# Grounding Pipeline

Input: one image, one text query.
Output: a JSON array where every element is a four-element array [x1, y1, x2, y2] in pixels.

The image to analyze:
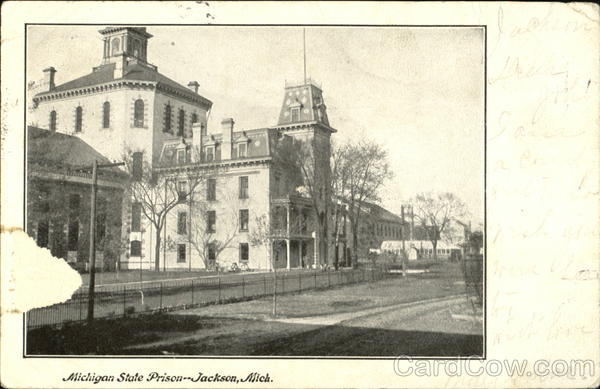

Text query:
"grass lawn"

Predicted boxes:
[[28, 262, 481, 356]]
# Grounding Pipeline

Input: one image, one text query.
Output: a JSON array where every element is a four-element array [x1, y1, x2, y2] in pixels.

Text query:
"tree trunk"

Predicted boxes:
[[334, 244, 339, 270], [352, 228, 359, 268], [432, 240, 438, 260], [154, 229, 161, 271]]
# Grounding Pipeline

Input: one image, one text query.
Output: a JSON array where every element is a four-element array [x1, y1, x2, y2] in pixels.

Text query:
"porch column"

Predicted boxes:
[[298, 240, 303, 269], [286, 204, 291, 270], [313, 231, 319, 269], [286, 239, 291, 270]]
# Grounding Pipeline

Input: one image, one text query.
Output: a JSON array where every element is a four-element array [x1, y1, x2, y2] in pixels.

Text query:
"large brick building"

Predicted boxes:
[[30, 27, 337, 271]]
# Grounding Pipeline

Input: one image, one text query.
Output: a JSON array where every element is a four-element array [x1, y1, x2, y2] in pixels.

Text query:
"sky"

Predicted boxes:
[[27, 25, 484, 225]]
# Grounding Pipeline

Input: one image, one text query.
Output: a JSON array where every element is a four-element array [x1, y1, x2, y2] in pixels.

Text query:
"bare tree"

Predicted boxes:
[[188, 188, 239, 272], [341, 140, 393, 267], [249, 214, 277, 316], [330, 141, 351, 270], [123, 150, 205, 271], [411, 192, 467, 260]]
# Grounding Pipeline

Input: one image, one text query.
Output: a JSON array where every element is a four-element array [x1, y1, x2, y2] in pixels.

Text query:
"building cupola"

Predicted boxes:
[[99, 27, 153, 65]]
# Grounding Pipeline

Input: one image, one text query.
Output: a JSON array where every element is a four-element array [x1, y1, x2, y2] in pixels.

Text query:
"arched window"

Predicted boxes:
[[132, 39, 141, 57], [102, 102, 110, 128], [191, 113, 198, 124], [75, 106, 83, 132], [163, 104, 172, 133], [177, 109, 185, 136], [130, 240, 141, 257], [49, 110, 57, 131], [134, 99, 144, 127], [111, 37, 120, 56]]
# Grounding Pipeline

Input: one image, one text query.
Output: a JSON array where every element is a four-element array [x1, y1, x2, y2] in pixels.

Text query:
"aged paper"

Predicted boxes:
[[1, 1, 599, 388]]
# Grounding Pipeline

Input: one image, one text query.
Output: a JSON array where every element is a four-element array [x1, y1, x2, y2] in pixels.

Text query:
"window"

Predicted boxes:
[[68, 194, 80, 215], [239, 243, 249, 262], [177, 244, 186, 263], [37, 220, 49, 248], [67, 220, 79, 251], [75, 106, 83, 132], [134, 99, 144, 127], [207, 178, 216, 201], [177, 212, 187, 235], [130, 240, 141, 256], [191, 113, 198, 124], [208, 243, 216, 262], [131, 202, 142, 232], [102, 101, 110, 128], [274, 174, 281, 196], [207, 210, 216, 232], [205, 146, 214, 162], [238, 143, 247, 158], [239, 176, 248, 199], [291, 107, 300, 122], [111, 37, 120, 55], [177, 180, 188, 202], [177, 149, 186, 164], [177, 109, 185, 136], [49, 110, 57, 131], [163, 104, 172, 133], [239, 209, 249, 232]]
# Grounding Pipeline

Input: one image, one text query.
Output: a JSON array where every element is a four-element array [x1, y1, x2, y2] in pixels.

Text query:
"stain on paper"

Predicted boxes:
[[1, 227, 81, 314]]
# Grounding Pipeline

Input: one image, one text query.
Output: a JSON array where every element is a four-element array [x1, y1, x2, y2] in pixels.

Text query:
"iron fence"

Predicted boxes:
[[26, 265, 389, 329]]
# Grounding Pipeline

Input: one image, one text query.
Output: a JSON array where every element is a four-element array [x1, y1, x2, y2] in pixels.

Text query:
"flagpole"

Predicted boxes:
[[303, 28, 307, 84]]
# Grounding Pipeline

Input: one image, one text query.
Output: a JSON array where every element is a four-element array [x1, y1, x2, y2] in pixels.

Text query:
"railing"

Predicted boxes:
[[25, 266, 389, 330]]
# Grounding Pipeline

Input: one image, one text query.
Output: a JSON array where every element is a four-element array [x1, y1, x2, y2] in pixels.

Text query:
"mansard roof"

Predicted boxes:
[[34, 63, 212, 108]]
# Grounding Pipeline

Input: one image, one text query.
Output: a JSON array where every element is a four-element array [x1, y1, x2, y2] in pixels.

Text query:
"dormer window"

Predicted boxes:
[[205, 146, 214, 162], [238, 143, 247, 158], [291, 107, 300, 122], [177, 149, 186, 164]]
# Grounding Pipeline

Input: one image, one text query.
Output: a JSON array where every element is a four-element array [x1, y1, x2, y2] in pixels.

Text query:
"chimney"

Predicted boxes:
[[221, 118, 234, 160], [188, 81, 200, 94], [42, 67, 56, 92], [114, 55, 127, 79], [191, 122, 204, 162]]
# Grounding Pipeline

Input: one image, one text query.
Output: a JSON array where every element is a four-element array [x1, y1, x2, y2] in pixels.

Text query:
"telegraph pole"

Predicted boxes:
[[87, 160, 98, 323], [86, 159, 125, 323]]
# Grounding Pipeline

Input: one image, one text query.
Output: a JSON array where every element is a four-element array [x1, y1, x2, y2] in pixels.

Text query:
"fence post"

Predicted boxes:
[[263, 274, 267, 295], [314, 270, 317, 288], [242, 276, 245, 298], [160, 283, 163, 310], [282, 273, 285, 293], [299, 271, 302, 291], [79, 293, 83, 321], [123, 286, 126, 316], [218, 277, 221, 303], [191, 280, 195, 305], [372, 268, 374, 282], [328, 268, 331, 288]]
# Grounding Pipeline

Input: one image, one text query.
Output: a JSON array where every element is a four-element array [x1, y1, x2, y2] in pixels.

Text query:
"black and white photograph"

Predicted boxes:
[[23, 24, 484, 357], [1, 2, 598, 389]]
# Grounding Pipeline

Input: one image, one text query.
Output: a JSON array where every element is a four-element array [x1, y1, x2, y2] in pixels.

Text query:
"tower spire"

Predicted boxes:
[[303, 28, 307, 84]]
